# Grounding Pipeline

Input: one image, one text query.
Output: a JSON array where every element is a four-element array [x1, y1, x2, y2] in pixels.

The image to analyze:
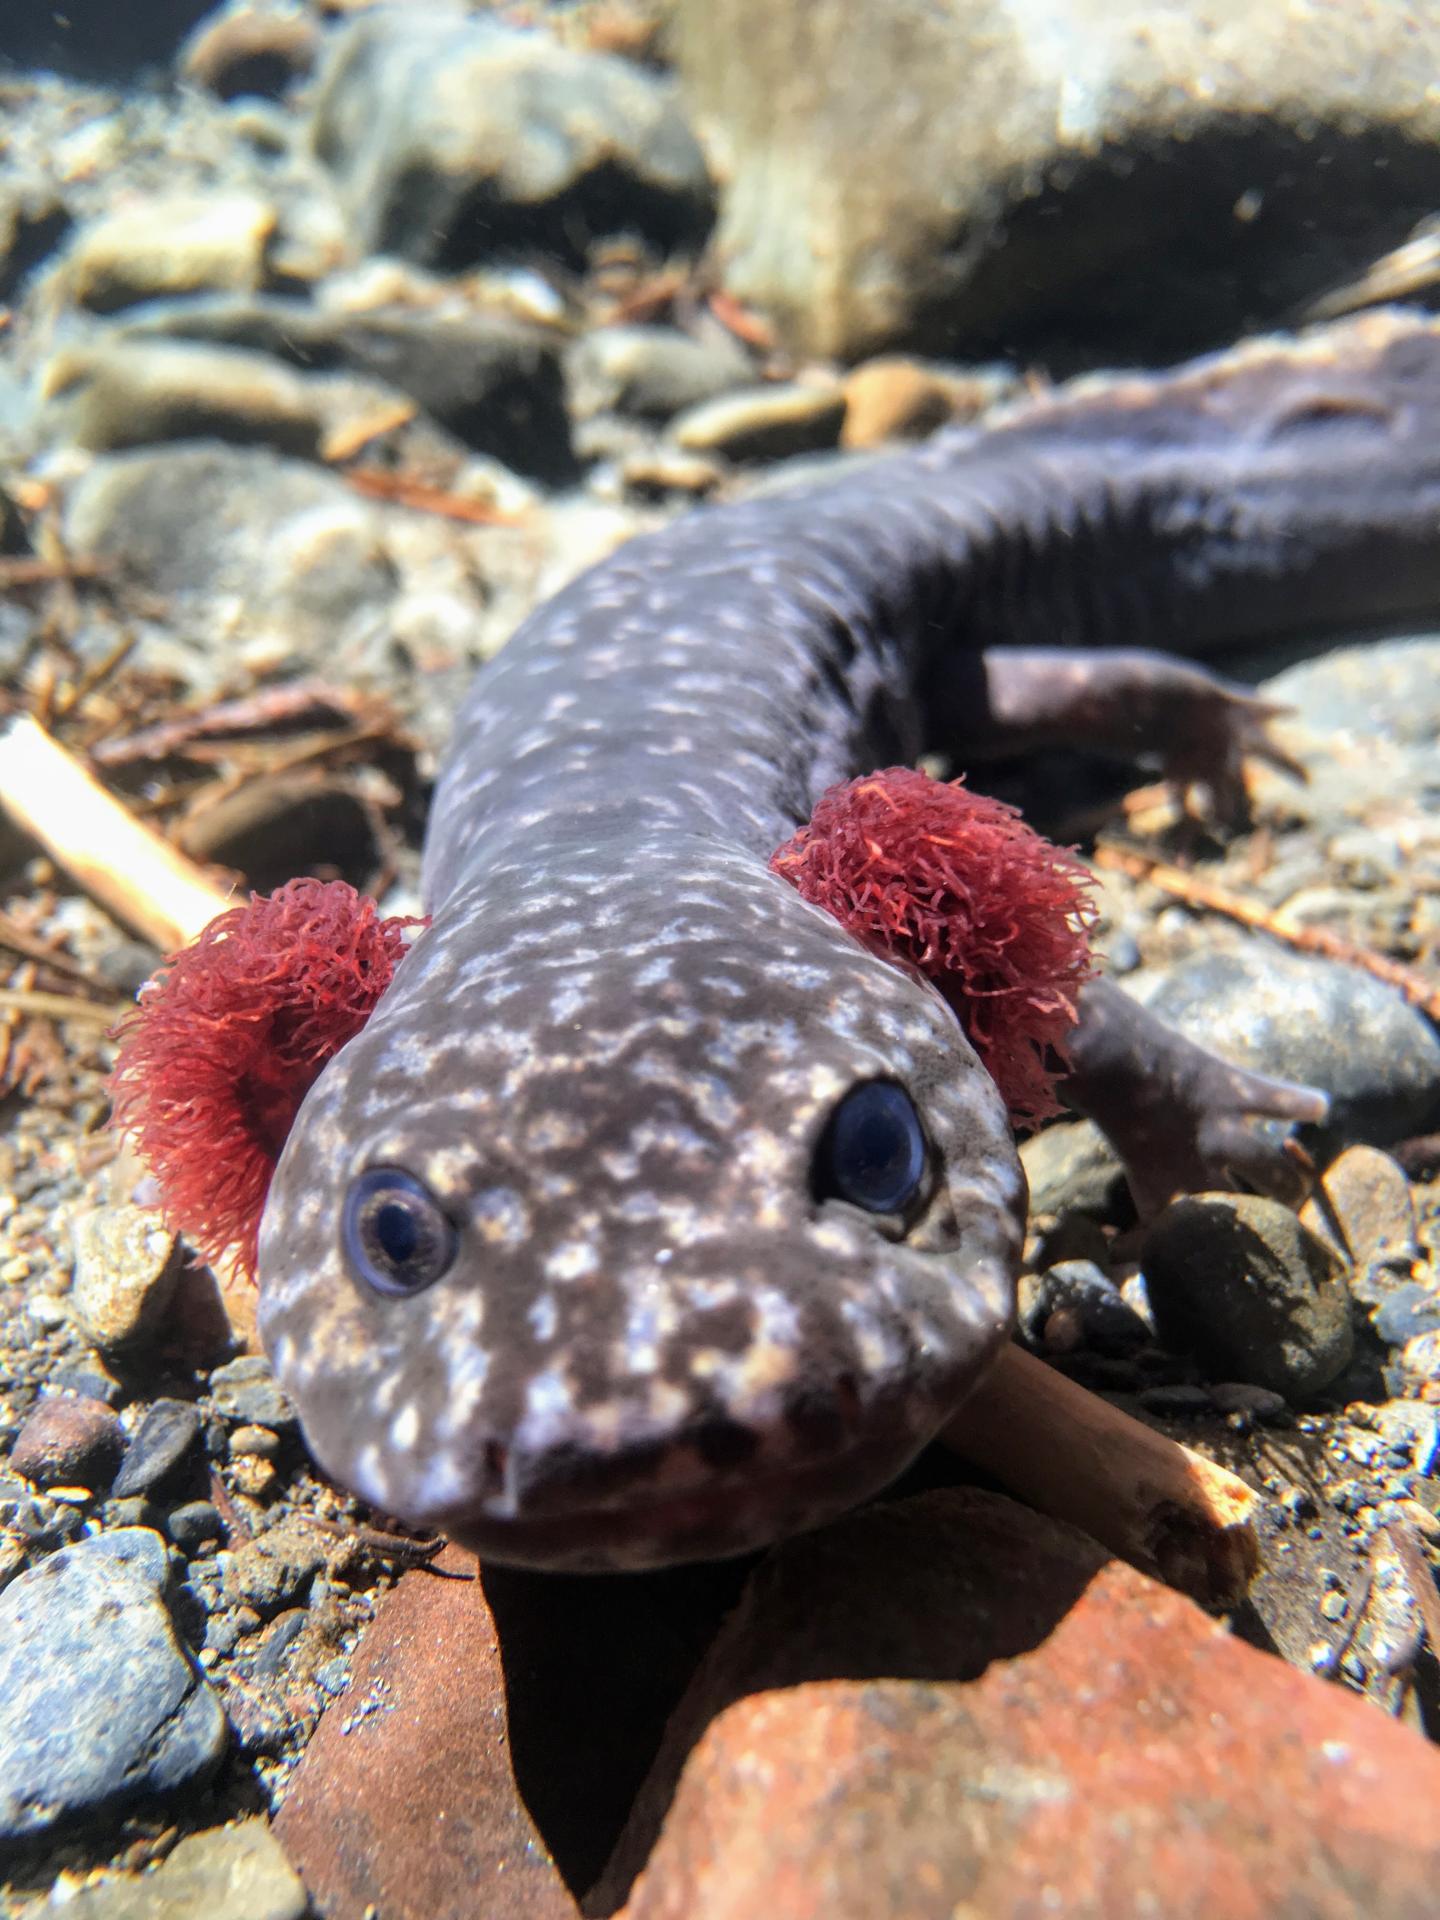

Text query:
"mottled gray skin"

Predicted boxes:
[[258, 311, 1440, 1571]]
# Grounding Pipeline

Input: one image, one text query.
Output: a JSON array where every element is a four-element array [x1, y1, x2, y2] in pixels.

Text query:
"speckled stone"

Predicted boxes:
[[41, 1819, 307, 1919], [209, 1354, 296, 1431], [68, 1201, 184, 1355], [0, 1529, 225, 1841], [1133, 945, 1440, 1146]]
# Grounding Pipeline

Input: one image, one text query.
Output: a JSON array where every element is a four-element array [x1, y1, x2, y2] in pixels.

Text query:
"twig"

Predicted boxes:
[[940, 1343, 1259, 1609], [0, 714, 234, 950], [1095, 841, 1440, 1020], [0, 987, 126, 1023], [340, 466, 529, 526], [90, 679, 380, 767], [0, 907, 118, 996], [0, 555, 116, 590]]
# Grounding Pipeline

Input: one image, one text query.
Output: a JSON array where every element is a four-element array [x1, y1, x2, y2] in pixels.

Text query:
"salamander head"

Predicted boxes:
[[257, 841, 1025, 1571]]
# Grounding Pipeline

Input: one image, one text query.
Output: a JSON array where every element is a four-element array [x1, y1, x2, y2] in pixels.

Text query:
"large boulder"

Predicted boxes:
[[674, 0, 1440, 360]]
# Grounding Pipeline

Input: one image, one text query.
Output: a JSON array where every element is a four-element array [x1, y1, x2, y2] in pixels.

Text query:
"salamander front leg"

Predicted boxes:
[[1062, 976, 1329, 1217], [953, 647, 1304, 822]]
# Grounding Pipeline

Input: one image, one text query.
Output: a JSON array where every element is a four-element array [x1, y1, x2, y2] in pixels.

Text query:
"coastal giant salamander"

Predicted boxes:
[[256, 311, 1440, 1571]]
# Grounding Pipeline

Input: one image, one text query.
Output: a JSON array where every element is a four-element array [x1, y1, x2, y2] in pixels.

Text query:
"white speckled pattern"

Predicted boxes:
[[257, 313, 1440, 1569]]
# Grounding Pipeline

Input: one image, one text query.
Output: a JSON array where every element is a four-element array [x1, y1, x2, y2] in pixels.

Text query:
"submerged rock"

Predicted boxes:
[[0, 1529, 225, 1842], [311, 8, 712, 270]]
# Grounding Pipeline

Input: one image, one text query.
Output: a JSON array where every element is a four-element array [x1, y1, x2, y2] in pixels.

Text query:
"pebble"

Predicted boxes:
[[672, 382, 847, 462], [1208, 1382, 1288, 1422], [220, 1514, 328, 1616], [272, 1544, 573, 1920], [1018, 1118, 1124, 1220], [1133, 945, 1440, 1147], [112, 1399, 203, 1499], [44, 1818, 307, 1920], [311, 10, 712, 267], [11, 1394, 124, 1492], [43, 338, 353, 459], [179, 7, 319, 101], [1387, 1330, 1440, 1399], [568, 324, 755, 422], [0, 1529, 225, 1842], [68, 1202, 184, 1356], [1017, 1259, 1150, 1356], [1142, 1193, 1354, 1400], [1370, 1284, 1440, 1349], [60, 191, 276, 313], [123, 295, 578, 483], [840, 356, 1014, 447], [209, 1354, 296, 1431], [1299, 1145, 1420, 1306], [165, 1500, 224, 1555], [63, 442, 398, 660]]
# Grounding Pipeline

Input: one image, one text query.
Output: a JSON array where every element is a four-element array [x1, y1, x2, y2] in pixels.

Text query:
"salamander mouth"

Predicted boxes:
[[434, 1427, 933, 1573]]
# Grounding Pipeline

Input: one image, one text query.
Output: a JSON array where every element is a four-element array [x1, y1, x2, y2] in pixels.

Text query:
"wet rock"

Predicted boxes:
[[69, 1201, 185, 1355], [672, 382, 846, 461], [122, 294, 577, 481], [1017, 1259, 1150, 1355], [166, 1500, 224, 1554], [63, 443, 399, 661], [61, 192, 276, 314], [0, 183, 72, 301], [180, 6, 319, 100], [272, 1547, 575, 1920], [840, 356, 1015, 448], [1253, 636, 1440, 827], [41, 337, 405, 459], [1133, 945, 1440, 1146], [11, 1394, 124, 1492], [1386, 1329, 1440, 1398], [209, 1353, 296, 1431], [1300, 1145, 1420, 1307], [1018, 1117, 1124, 1219], [112, 1400, 204, 1499], [674, 0, 1440, 360], [1371, 1284, 1440, 1348], [220, 1514, 328, 1616], [312, 10, 712, 270], [0, 1529, 225, 1842], [1142, 1193, 1353, 1399], [1208, 1382, 1288, 1422], [49, 1817, 307, 1920], [1265, 633, 1440, 753], [601, 1489, 1440, 1919], [569, 324, 754, 422]]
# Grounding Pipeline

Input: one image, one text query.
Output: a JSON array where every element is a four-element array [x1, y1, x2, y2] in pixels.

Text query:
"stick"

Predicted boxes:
[[0, 714, 233, 951], [1093, 841, 1440, 1021], [939, 1343, 1259, 1609]]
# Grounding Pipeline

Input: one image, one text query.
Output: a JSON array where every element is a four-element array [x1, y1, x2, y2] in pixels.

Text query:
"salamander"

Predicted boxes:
[[253, 310, 1440, 1572]]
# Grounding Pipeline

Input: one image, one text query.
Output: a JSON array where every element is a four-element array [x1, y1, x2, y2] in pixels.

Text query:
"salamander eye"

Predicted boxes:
[[343, 1166, 456, 1297], [815, 1080, 929, 1215]]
